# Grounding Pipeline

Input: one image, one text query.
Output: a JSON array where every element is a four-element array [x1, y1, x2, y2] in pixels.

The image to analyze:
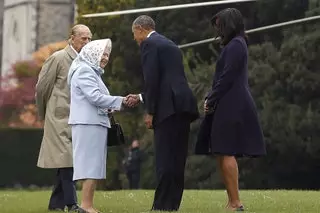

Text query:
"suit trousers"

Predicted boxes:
[[152, 114, 190, 211], [48, 168, 77, 209], [127, 171, 140, 189]]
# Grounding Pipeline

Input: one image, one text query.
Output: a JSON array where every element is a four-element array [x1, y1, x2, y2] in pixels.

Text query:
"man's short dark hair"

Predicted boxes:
[[132, 15, 156, 30]]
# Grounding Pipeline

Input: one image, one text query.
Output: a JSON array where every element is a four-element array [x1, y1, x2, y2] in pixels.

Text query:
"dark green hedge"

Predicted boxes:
[[0, 128, 55, 188]]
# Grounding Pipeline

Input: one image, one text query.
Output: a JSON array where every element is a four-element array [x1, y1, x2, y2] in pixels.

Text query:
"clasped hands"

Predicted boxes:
[[121, 94, 153, 129], [122, 94, 140, 108]]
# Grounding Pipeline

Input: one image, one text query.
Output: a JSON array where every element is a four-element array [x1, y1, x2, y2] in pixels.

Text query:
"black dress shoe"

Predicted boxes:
[[68, 204, 91, 212], [76, 207, 90, 213], [68, 204, 79, 211], [68, 206, 89, 213], [151, 207, 177, 212]]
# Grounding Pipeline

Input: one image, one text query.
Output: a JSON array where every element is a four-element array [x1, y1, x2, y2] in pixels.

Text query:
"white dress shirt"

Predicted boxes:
[[70, 44, 78, 55], [147, 31, 155, 38]]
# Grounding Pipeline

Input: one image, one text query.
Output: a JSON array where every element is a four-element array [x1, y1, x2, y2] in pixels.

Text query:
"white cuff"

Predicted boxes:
[[139, 94, 144, 103]]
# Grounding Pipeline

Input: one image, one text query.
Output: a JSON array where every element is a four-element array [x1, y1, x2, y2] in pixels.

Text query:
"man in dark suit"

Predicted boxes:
[[129, 15, 199, 211]]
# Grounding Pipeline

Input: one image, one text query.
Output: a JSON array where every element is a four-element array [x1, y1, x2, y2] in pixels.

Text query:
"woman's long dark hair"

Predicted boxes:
[[211, 8, 248, 46]]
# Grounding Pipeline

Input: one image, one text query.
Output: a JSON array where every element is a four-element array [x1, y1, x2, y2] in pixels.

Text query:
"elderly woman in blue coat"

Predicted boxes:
[[68, 38, 129, 213]]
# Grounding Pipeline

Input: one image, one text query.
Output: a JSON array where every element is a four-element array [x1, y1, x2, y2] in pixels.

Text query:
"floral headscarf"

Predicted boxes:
[[79, 39, 112, 71], [68, 38, 112, 85]]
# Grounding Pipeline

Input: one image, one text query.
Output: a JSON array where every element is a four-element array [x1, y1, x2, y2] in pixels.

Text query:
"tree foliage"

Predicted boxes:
[[0, 41, 67, 128]]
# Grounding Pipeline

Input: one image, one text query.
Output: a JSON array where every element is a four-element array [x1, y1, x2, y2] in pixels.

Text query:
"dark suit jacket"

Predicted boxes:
[[124, 147, 142, 173], [140, 32, 199, 125]]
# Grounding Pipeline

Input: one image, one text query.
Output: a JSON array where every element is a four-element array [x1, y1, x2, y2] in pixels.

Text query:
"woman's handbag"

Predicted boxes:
[[107, 114, 125, 147]]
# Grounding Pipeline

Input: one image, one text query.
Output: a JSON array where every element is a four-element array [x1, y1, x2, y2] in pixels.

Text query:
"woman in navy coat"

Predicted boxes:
[[195, 8, 266, 211]]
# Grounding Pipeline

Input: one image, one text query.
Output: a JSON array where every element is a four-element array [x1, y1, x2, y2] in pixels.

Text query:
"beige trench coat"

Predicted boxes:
[[36, 45, 77, 168]]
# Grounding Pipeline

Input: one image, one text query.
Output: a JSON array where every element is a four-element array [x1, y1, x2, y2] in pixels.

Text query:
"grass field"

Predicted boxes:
[[0, 190, 319, 213]]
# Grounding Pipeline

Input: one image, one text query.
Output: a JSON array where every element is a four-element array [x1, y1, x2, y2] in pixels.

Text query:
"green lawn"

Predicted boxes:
[[0, 190, 319, 213]]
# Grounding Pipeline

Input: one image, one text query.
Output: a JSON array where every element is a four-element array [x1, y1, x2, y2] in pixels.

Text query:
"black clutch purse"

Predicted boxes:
[[107, 114, 125, 147]]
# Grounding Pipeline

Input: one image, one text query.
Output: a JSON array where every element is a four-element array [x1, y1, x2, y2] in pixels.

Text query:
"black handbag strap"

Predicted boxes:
[[108, 113, 116, 125]]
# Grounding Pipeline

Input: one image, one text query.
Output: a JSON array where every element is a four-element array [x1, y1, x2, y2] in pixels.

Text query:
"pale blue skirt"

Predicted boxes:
[[71, 124, 108, 181]]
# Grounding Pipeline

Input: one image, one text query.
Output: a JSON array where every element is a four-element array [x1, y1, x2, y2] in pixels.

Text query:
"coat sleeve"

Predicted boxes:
[[76, 67, 124, 110], [206, 40, 245, 107], [35, 54, 59, 120], [141, 41, 160, 115]]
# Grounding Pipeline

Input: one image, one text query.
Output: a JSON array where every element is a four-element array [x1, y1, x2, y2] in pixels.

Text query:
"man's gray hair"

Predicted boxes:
[[69, 24, 90, 37], [132, 15, 156, 30]]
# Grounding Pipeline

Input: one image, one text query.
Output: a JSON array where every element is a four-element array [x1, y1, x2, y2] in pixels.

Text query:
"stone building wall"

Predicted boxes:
[[1, 0, 37, 75], [0, 0, 4, 72], [37, 0, 75, 48], [1, 0, 75, 76]]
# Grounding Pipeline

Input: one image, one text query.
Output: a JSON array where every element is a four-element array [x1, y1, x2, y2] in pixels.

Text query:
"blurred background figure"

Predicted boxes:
[[123, 140, 142, 189]]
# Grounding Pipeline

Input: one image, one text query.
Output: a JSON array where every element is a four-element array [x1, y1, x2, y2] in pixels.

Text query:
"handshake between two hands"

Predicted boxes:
[[122, 94, 141, 108], [121, 94, 153, 129]]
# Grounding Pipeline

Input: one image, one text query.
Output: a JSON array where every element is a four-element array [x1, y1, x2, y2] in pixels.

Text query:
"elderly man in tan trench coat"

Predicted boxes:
[[35, 24, 92, 212]]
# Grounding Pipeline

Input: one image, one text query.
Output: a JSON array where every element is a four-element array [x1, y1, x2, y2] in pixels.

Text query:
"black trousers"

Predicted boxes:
[[127, 171, 140, 189], [152, 114, 190, 211], [48, 168, 77, 209]]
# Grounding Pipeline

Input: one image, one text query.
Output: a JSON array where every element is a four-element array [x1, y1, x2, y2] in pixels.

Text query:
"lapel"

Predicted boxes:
[[65, 45, 77, 60]]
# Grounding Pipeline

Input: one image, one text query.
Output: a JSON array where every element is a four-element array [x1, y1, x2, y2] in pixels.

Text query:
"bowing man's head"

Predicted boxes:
[[132, 15, 156, 45], [211, 8, 248, 46]]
